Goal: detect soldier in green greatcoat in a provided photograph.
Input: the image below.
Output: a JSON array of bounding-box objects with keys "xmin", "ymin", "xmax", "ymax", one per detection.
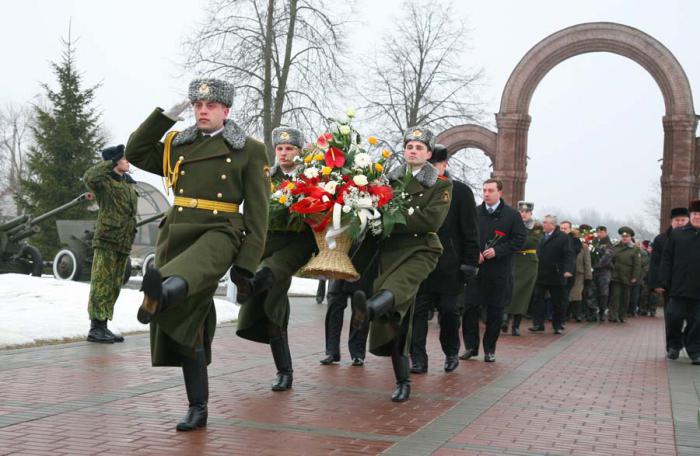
[
  {"xmin": 235, "ymin": 126, "xmax": 317, "ymax": 392},
  {"xmin": 126, "ymin": 78, "xmax": 270, "ymax": 431},
  {"xmin": 83, "ymin": 144, "xmax": 138, "ymax": 344},
  {"xmin": 352, "ymin": 126, "xmax": 451, "ymax": 402},
  {"xmin": 609, "ymin": 226, "xmax": 642, "ymax": 323},
  {"xmin": 504, "ymin": 201, "xmax": 542, "ymax": 336}
]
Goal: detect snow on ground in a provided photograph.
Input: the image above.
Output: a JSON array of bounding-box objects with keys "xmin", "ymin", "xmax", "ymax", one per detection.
[{"xmin": 0, "ymin": 274, "xmax": 319, "ymax": 349}]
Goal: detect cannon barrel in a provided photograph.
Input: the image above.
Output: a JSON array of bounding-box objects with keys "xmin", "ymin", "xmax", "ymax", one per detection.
[
  {"xmin": 135, "ymin": 211, "xmax": 166, "ymax": 228},
  {"xmin": 31, "ymin": 192, "xmax": 94, "ymax": 226},
  {"xmin": 0, "ymin": 214, "xmax": 29, "ymax": 232}
]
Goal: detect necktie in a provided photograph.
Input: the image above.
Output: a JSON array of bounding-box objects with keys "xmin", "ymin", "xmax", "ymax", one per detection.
[{"xmin": 488, "ymin": 207, "xmax": 494, "ymax": 214}]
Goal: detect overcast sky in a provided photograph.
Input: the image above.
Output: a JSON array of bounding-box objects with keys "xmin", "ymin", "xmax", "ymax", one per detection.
[{"xmin": 1, "ymin": 0, "xmax": 698, "ymax": 227}]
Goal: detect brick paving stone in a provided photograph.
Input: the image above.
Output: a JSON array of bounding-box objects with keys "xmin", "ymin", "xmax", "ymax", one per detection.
[{"xmin": 0, "ymin": 299, "xmax": 693, "ymax": 455}]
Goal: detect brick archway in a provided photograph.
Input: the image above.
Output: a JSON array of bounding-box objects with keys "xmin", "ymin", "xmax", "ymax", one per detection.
[
  {"xmin": 437, "ymin": 124, "xmax": 497, "ymax": 162},
  {"xmin": 441, "ymin": 22, "xmax": 698, "ymax": 226}
]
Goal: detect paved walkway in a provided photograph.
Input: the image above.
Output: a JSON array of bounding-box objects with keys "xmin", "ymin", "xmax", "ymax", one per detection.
[{"xmin": 0, "ymin": 298, "xmax": 698, "ymax": 455}]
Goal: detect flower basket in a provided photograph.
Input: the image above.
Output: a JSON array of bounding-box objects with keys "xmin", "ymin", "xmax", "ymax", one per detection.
[{"xmin": 300, "ymin": 227, "xmax": 359, "ymax": 281}]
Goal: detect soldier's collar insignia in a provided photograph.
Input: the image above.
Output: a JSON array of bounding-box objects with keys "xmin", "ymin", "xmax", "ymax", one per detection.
[{"xmin": 198, "ymin": 83, "xmax": 210, "ymax": 95}]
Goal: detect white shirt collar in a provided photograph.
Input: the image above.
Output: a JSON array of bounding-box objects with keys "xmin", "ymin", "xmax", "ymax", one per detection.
[
  {"xmin": 202, "ymin": 126, "xmax": 225, "ymax": 137},
  {"xmin": 486, "ymin": 200, "xmax": 501, "ymax": 212}
]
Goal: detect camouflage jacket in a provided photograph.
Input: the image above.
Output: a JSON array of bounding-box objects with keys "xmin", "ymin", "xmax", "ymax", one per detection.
[{"xmin": 83, "ymin": 161, "xmax": 138, "ymax": 255}]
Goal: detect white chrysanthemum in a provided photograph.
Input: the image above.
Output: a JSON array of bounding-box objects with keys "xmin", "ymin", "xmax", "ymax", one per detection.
[
  {"xmin": 408, "ymin": 207, "xmax": 415, "ymax": 215},
  {"xmin": 353, "ymin": 175, "xmax": 368, "ymax": 186},
  {"xmin": 304, "ymin": 167, "xmax": 319, "ymax": 178},
  {"xmin": 346, "ymin": 107, "xmax": 356, "ymax": 118},
  {"xmin": 353, "ymin": 153, "xmax": 372, "ymax": 168},
  {"xmin": 339, "ymin": 125, "xmax": 351, "ymax": 135}
]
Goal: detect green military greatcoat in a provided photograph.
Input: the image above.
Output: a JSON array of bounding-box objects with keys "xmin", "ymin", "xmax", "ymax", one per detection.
[
  {"xmin": 506, "ymin": 220, "xmax": 543, "ymax": 316},
  {"xmin": 612, "ymin": 243, "xmax": 642, "ymax": 285},
  {"xmin": 356, "ymin": 164, "xmax": 451, "ymax": 356},
  {"xmin": 126, "ymin": 108, "xmax": 269, "ymax": 366},
  {"xmin": 236, "ymin": 165, "xmax": 317, "ymax": 343}
]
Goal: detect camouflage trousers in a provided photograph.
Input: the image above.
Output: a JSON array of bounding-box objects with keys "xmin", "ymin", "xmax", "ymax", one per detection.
[
  {"xmin": 587, "ymin": 271, "xmax": 611, "ymax": 318},
  {"xmin": 88, "ymin": 248, "xmax": 129, "ymax": 321}
]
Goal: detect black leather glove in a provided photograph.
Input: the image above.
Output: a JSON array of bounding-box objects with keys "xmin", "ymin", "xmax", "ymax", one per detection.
[{"xmin": 459, "ymin": 264, "xmax": 478, "ymax": 284}]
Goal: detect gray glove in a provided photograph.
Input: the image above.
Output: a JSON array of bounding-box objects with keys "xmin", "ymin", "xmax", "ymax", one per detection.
[{"xmin": 163, "ymin": 99, "xmax": 190, "ymax": 121}]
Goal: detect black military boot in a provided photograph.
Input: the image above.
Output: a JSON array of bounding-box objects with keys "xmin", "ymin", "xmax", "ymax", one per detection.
[
  {"xmin": 176, "ymin": 349, "xmax": 208, "ymax": 431},
  {"xmin": 511, "ymin": 315, "xmax": 522, "ymax": 336},
  {"xmin": 87, "ymin": 319, "xmax": 115, "ymax": 343},
  {"xmin": 391, "ymin": 351, "xmax": 411, "ymax": 402},
  {"xmin": 350, "ymin": 290, "xmax": 394, "ymax": 331},
  {"xmin": 270, "ymin": 328, "xmax": 293, "ymax": 391},
  {"xmin": 137, "ymin": 269, "xmax": 188, "ymax": 324},
  {"xmin": 103, "ymin": 322, "xmax": 124, "ymax": 342},
  {"xmin": 232, "ymin": 267, "xmax": 275, "ymax": 304}
]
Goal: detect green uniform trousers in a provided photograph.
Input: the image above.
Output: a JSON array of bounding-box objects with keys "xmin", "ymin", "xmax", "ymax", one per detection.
[
  {"xmin": 88, "ymin": 248, "xmax": 129, "ymax": 321},
  {"xmin": 609, "ymin": 281, "xmax": 630, "ymax": 321}
]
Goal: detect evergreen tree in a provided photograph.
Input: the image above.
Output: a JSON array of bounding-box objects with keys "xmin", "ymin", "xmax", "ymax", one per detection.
[{"xmin": 18, "ymin": 33, "xmax": 105, "ymax": 258}]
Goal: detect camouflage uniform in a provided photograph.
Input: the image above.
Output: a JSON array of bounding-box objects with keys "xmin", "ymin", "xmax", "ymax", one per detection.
[
  {"xmin": 587, "ymin": 237, "xmax": 615, "ymax": 321},
  {"xmin": 83, "ymin": 160, "xmax": 138, "ymax": 321}
]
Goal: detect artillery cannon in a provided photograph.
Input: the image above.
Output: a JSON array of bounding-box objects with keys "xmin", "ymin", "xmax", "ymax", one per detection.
[
  {"xmin": 52, "ymin": 211, "xmax": 166, "ymax": 283},
  {"xmin": 0, "ymin": 192, "xmax": 94, "ymax": 276}
]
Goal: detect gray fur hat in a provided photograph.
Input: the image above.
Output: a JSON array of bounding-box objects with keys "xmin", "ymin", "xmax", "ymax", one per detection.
[
  {"xmin": 517, "ymin": 201, "xmax": 534, "ymax": 212},
  {"xmin": 403, "ymin": 126, "xmax": 435, "ymax": 150},
  {"xmin": 272, "ymin": 127, "xmax": 304, "ymax": 149},
  {"xmin": 188, "ymin": 78, "xmax": 234, "ymax": 107}
]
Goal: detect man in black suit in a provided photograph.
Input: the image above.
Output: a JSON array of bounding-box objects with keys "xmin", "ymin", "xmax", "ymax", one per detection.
[
  {"xmin": 529, "ymin": 215, "xmax": 576, "ymax": 334},
  {"xmin": 410, "ymin": 145, "xmax": 479, "ymax": 374},
  {"xmin": 461, "ymin": 179, "xmax": 526, "ymax": 362}
]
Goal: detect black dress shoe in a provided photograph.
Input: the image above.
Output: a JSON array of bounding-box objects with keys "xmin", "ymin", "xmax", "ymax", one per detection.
[
  {"xmin": 319, "ymin": 354, "xmax": 340, "ymax": 365},
  {"xmin": 176, "ymin": 404, "xmax": 207, "ymax": 431},
  {"xmin": 271, "ymin": 373, "xmax": 293, "ymax": 391},
  {"xmin": 444, "ymin": 356, "xmax": 459, "ymax": 372},
  {"xmin": 484, "ymin": 353, "xmax": 496, "ymax": 363},
  {"xmin": 528, "ymin": 326, "xmax": 544, "ymax": 332},
  {"xmin": 459, "ymin": 348, "xmax": 478, "ymax": 360},
  {"xmin": 667, "ymin": 348, "xmax": 680, "ymax": 360},
  {"xmin": 351, "ymin": 357, "xmax": 364, "ymax": 367},
  {"xmin": 410, "ymin": 362, "xmax": 427, "ymax": 374},
  {"xmin": 391, "ymin": 382, "xmax": 411, "ymax": 402}
]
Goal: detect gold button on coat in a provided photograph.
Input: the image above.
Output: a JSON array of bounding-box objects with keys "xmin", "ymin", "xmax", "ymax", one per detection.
[
  {"xmin": 213, "ymin": 210, "xmax": 218, "ymax": 215},
  {"xmin": 179, "ymin": 188, "xmax": 184, "ymax": 194},
  {"xmin": 180, "ymin": 170, "xmax": 186, "ymax": 175},
  {"xmin": 177, "ymin": 207, "xmax": 183, "ymax": 212},
  {"xmin": 221, "ymin": 174, "xmax": 227, "ymax": 180},
  {"xmin": 217, "ymin": 192, "xmax": 223, "ymax": 199},
  {"xmin": 226, "ymin": 158, "xmax": 232, "ymax": 163}
]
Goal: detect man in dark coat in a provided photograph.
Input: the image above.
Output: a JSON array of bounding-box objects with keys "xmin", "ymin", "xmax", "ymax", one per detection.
[
  {"xmin": 588, "ymin": 226, "xmax": 615, "ymax": 322},
  {"xmin": 559, "ymin": 220, "xmax": 580, "ymax": 325},
  {"xmin": 460, "ymin": 179, "xmax": 526, "ymax": 362},
  {"xmin": 657, "ymin": 201, "xmax": 700, "ymax": 364},
  {"xmin": 126, "ymin": 78, "xmax": 270, "ymax": 431},
  {"xmin": 650, "ymin": 207, "xmax": 689, "ymax": 351},
  {"xmin": 410, "ymin": 145, "xmax": 479, "ymax": 374},
  {"xmin": 528, "ymin": 215, "xmax": 575, "ymax": 334}
]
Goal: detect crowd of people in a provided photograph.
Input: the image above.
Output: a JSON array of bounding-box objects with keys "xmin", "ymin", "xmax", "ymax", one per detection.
[{"xmin": 80, "ymin": 76, "xmax": 700, "ymax": 433}]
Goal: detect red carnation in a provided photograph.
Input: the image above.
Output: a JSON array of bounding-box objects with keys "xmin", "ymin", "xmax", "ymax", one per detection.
[{"xmin": 495, "ymin": 230, "xmax": 506, "ymax": 237}]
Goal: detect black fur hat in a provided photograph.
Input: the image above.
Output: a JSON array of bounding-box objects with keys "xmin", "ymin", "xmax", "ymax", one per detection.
[
  {"xmin": 669, "ymin": 207, "xmax": 689, "ymax": 219},
  {"xmin": 101, "ymin": 144, "xmax": 125, "ymax": 162},
  {"xmin": 429, "ymin": 144, "xmax": 448, "ymax": 163}
]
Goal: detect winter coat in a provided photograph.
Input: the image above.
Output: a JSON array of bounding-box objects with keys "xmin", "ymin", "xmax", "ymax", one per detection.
[
  {"xmin": 611, "ymin": 242, "xmax": 642, "ymax": 285},
  {"xmin": 82, "ymin": 161, "xmax": 138, "ymax": 255},
  {"xmin": 475, "ymin": 199, "xmax": 527, "ymax": 282},
  {"xmin": 590, "ymin": 237, "xmax": 615, "ymax": 274},
  {"xmin": 535, "ymin": 227, "xmax": 575, "ymax": 287},
  {"xmin": 660, "ymin": 223, "xmax": 700, "ymax": 300},
  {"xmin": 570, "ymin": 243, "xmax": 592, "ymax": 301},
  {"xmin": 505, "ymin": 221, "xmax": 543, "ymax": 315},
  {"xmin": 419, "ymin": 177, "xmax": 479, "ymax": 295},
  {"xmin": 649, "ymin": 229, "xmax": 670, "ymax": 289}
]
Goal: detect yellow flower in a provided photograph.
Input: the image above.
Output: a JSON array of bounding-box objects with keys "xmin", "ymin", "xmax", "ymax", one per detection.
[
  {"xmin": 285, "ymin": 182, "xmax": 295, "ymax": 190},
  {"xmin": 322, "ymin": 166, "xmax": 332, "ymax": 176},
  {"xmin": 382, "ymin": 149, "xmax": 391, "ymax": 158},
  {"xmin": 374, "ymin": 163, "xmax": 384, "ymax": 172},
  {"xmin": 314, "ymin": 153, "xmax": 324, "ymax": 161},
  {"xmin": 278, "ymin": 195, "xmax": 288, "ymax": 204},
  {"xmin": 304, "ymin": 155, "xmax": 313, "ymax": 163},
  {"xmin": 368, "ymin": 136, "xmax": 378, "ymax": 145}
]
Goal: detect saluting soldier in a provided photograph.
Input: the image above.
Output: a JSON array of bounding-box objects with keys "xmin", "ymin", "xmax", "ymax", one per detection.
[
  {"xmin": 351, "ymin": 126, "xmax": 452, "ymax": 402},
  {"xmin": 608, "ymin": 226, "xmax": 641, "ymax": 323},
  {"xmin": 504, "ymin": 201, "xmax": 542, "ymax": 336},
  {"xmin": 126, "ymin": 78, "xmax": 270, "ymax": 431},
  {"xmin": 235, "ymin": 127, "xmax": 317, "ymax": 392},
  {"xmin": 83, "ymin": 144, "xmax": 138, "ymax": 344}
]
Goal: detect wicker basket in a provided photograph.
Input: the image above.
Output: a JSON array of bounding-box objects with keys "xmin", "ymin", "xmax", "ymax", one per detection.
[{"xmin": 300, "ymin": 227, "xmax": 360, "ymax": 281}]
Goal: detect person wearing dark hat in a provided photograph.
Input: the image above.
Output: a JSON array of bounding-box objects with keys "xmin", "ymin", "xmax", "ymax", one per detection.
[
  {"xmin": 638, "ymin": 240, "xmax": 658, "ymax": 317},
  {"xmin": 567, "ymin": 225, "xmax": 592, "ymax": 323},
  {"xmin": 503, "ymin": 201, "xmax": 542, "ymax": 335},
  {"xmin": 608, "ymin": 226, "xmax": 641, "ymax": 323},
  {"xmin": 587, "ymin": 226, "xmax": 615, "ymax": 322},
  {"xmin": 82, "ymin": 145, "xmax": 138, "ymax": 343},
  {"xmin": 650, "ymin": 207, "xmax": 689, "ymax": 352},
  {"xmin": 461, "ymin": 179, "xmax": 526, "ymax": 362},
  {"xmin": 658, "ymin": 200, "xmax": 700, "ymax": 364},
  {"xmin": 126, "ymin": 77, "xmax": 270, "ymax": 431},
  {"xmin": 236, "ymin": 126, "xmax": 318, "ymax": 391},
  {"xmin": 409, "ymin": 144, "xmax": 479, "ymax": 374},
  {"xmin": 351, "ymin": 126, "xmax": 452, "ymax": 401}
]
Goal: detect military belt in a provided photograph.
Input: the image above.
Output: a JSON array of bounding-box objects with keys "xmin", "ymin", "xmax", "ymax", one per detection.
[
  {"xmin": 518, "ymin": 249, "xmax": 537, "ymax": 255},
  {"xmin": 174, "ymin": 196, "xmax": 239, "ymax": 213}
]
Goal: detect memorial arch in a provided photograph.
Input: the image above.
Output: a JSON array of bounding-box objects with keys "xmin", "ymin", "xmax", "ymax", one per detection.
[{"xmin": 438, "ymin": 22, "xmax": 698, "ymax": 226}]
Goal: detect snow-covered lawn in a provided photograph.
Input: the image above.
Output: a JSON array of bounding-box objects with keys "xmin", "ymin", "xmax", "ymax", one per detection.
[{"xmin": 0, "ymin": 274, "xmax": 319, "ymax": 349}]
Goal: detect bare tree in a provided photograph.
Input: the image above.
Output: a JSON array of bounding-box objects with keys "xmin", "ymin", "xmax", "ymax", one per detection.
[
  {"xmin": 447, "ymin": 148, "xmax": 491, "ymax": 196},
  {"xmin": 183, "ymin": 0, "xmax": 351, "ymax": 158},
  {"xmin": 360, "ymin": 0, "xmax": 484, "ymax": 142},
  {"xmin": 0, "ymin": 104, "xmax": 32, "ymax": 216}
]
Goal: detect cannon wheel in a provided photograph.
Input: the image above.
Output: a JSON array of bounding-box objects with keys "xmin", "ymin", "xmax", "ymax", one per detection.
[
  {"xmin": 122, "ymin": 258, "xmax": 132, "ymax": 285},
  {"xmin": 18, "ymin": 244, "xmax": 43, "ymax": 277},
  {"xmin": 142, "ymin": 253, "xmax": 156, "ymax": 276},
  {"xmin": 53, "ymin": 249, "xmax": 83, "ymax": 281}
]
